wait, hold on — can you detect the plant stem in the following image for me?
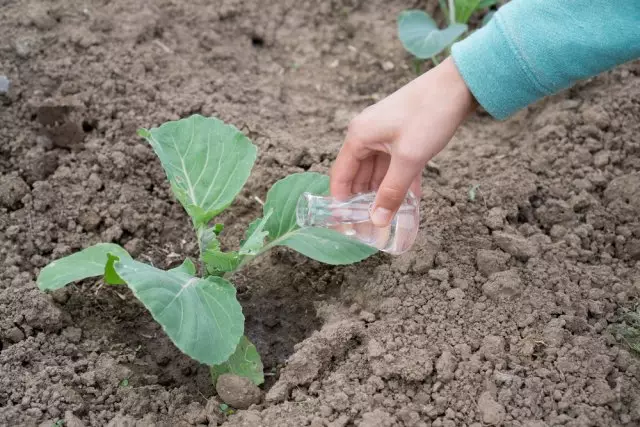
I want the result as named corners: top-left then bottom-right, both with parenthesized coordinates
top-left (431, 55), bottom-right (440, 66)
top-left (448, 0), bottom-right (456, 23)
top-left (413, 58), bottom-right (422, 75)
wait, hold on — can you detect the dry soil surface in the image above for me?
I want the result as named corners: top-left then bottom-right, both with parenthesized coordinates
top-left (1, 1), bottom-right (640, 426)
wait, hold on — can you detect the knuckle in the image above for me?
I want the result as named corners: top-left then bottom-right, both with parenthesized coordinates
top-left (395, 146), bottom-right (420, 164)
top-left (379, 185), bottom-right (406, 204)
top-left (347, 117), bottom-right (367, 140)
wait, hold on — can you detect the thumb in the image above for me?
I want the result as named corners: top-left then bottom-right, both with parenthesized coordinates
top-left (370, 155), bottom-right (421, 227)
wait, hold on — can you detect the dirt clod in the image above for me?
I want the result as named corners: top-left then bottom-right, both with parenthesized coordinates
top-left (216, 374), bottom-right (262, 409)
top-left (65, 411), bottom-right (86, 427)
top-left (482, 269), bottom-right (522, 299)
top-left (476, 249), bottom-right (510, 276)
top-left (0, 173), bottom-right (29, 210)
top-left (478, 391), bottom-right (506, 425)
top-left (493, 231), bottom-right (540, 260)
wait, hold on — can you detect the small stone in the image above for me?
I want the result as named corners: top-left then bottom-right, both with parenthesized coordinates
top-left (0, 76), bottom-right (10, 94)
top-left (216, 374), bottom-right (261, 409)
top-left (493, 231), bottom-right (540, 260)
top-left (381, 61), bottom-right (394, 71)
top-left (477, 392), bottom-right (505, 425)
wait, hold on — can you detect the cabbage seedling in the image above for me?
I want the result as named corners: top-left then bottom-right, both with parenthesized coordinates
top-left (398, 0), bottom-right (497, 66)
top-left (37, 114), bottom-right (376, 385)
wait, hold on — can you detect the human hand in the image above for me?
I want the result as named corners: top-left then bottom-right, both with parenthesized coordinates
top-left (330, 57), bottom-right (477, 227)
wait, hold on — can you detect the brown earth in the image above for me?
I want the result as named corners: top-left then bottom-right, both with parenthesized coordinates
top-left (1, 0), bottom-right (639, 426)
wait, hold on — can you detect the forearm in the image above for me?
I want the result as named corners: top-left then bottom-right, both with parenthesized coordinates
top-left (451, 0), bottom-right (640, 120)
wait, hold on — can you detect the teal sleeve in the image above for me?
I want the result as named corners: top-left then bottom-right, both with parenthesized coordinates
top-left (450, 0), bottom-right (640, 120)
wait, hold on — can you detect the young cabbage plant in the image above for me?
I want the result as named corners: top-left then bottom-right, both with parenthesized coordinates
top-left (37, 114), bottom-right (376, 386)
top-left (398, 0), bottom-right (498, 69)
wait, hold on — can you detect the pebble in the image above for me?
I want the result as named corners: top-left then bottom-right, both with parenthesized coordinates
top-left (0, 76), bottom-right (10, 94)
top-left (215, 374), bottom-right (261, 409)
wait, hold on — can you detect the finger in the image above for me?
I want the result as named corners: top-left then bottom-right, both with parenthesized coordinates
top-left (410, 174), bottom-right (422, 199)
top-left (330, 144), bottom-right (363, 200)
top-left (370, 154), bottom-right (391, 191)
top-left (352, 157), bottom-right (374, 194)
top-left (370, 154), bottom-right (421, 227)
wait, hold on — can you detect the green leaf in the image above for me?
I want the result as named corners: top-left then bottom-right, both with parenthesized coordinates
top-left (263, 173), bottom-right (330, 239)
top-left (105, 253), bottom-right (126, 285)
top-left (455, 0), bottom-right (483, 23)
top-left (202, 249), bottom-right (242, 274)
top-left (210, 335), bottom-right (264, 386)
top-left (275, 227), bottom-right (378, 265)
top-left (262, 172), bottom-right (377, 265)
top-left (114, 258), bottom-right (244, 365)
top-left (239, 210), bottom-right (272, 255)
top-left (398, 10), bottom-right (467, 59)
top-left (477, 0), bottom-right (498, 9)
top-left (37, 243), bottom-right (131, 291)
top-left (199, 226), bottom-right (242, 274)
top-left (169, 258), bottom-right (197, 275)
top-left (138, 115), bottom-right (257, 226)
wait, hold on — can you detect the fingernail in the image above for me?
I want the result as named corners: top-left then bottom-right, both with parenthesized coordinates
top-left (370, 207), bottom-right (392, 226)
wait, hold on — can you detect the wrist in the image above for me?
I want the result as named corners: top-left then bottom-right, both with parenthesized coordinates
top-left (414, 57), bottom-right (477, 121)
top-left (440, 57), bottom-right (478, 117)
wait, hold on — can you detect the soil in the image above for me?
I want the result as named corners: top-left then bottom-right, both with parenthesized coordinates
top-left (1, 0), bottom-right (639, 426)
